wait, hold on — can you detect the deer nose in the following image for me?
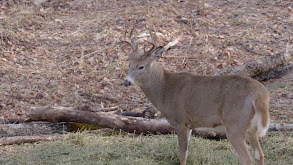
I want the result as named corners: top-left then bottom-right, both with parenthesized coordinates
top-left (124, 79), bottom-right (131, 86)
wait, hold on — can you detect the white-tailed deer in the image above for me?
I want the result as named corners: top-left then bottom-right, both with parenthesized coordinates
top-left (123, 32), bottom-right (270, 165)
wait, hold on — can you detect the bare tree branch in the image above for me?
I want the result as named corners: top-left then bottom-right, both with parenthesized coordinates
top-left (0, 134), bottom-right (62, 146)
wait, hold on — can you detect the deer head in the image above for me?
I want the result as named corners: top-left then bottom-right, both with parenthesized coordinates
top-left (123, 32), bottom-right (164, 87)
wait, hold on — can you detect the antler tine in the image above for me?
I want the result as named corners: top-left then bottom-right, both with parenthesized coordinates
top-left (129, 28), bottom-right (135, 39)
top-left (143, 43), bottom-right (146, 54)
top-left (121, 31), bottom-right (130, 46)
top-left (122, 28), bottom-right (138, 52)
top-left (130, 36), bottom-right (138, 52)
top-left (150, 31), bottom-right (157, 44)
top-left (145, 31), bottom-right (157, 54)
top-left (145, 40), bottom-right (156, 52)
top-left (128, 28), bottom-right (138, 52)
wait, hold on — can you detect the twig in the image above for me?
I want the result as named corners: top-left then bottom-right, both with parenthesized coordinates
top-left (240, 43), bottom-right (267, 56)
top-left (0, 118), bottom-right (25, 124)
top-left (121, 111), bottom-right (144, 117)
top-left (35, 77), bottom-right (52, 98)
top-left (90, 106), bottom-right (119, 112)
top-left (0, 134), bottom-right (63, 146)
top-left (92, 94), bottom-right (119, 102)
top-left (5, 87), bottom-right (17, 106)
top-left (163, 56), bottom-right (197, 59)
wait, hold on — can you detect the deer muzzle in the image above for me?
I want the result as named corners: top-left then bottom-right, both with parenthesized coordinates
top-left (123, 79), bottom-right (131, 86)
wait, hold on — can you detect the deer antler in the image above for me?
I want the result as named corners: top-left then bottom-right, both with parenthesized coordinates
top-left (144, 31), bottom-right (157, 55)
top-left (122, 29), bottom-right (158, 56)
top-left (122, 28), bottom-right (138, 52)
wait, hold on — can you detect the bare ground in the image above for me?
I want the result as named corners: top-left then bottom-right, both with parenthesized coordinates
top-left (0, 0), bottom-right (292, 123)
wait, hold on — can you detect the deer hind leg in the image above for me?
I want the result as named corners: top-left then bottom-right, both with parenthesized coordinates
top-left (225, 127), bottom-right (252, 165)
top-left (248, 129), bottom-right (264, 165)
top-left (175, 124), bottom-right (191, 165)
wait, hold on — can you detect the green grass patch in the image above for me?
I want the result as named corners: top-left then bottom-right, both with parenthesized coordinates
top-left (0, 131), bottom-right (292, 165)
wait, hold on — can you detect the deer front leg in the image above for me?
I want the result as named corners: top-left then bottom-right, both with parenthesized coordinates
top-left (175, 124), bottom-right (191, 165)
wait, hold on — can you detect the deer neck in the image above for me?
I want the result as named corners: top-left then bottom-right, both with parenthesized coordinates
top-left (140, 61), bottom-right (166, 109)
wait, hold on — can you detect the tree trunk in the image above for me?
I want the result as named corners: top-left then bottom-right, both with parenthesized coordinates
top-left (215, 48), bottom-right (293, 78)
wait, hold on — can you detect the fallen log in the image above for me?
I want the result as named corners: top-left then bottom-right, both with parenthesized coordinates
top-left (121, 107), bottom-right (161, 119)
top-left (26, 106), bottom-right (174, 135)
top-left (254, 64), bottom-right (293, 81)
top-left (26, 106), bottom-right (293, 138)
top-left (0, 134), bottom-right (62, 146)
top-left (215, 47), bottom-right (293, 78)
top-left (192, 130), bottom-right (227, 140)
top-left (2, 122), bottom-right (293, 146)
top-left (0, 122), bottom-right (67, 137)
top-left (269, 123), bottom-right (293, 131)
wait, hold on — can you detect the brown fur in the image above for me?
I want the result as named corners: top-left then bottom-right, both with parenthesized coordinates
top-left (124, 42), bottom-right (270, 165)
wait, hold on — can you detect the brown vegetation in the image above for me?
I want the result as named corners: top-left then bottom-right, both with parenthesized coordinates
top-left (0, 0), bottom-right (292, 125)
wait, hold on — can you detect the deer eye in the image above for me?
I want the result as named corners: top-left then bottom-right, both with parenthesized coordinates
top-left (138, 66), bottom-right (145, 70)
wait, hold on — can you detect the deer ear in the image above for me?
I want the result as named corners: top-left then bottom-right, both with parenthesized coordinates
top-left (150, 46), bottom-right (164, 60)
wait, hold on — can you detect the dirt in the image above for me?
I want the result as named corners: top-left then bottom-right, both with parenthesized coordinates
top-left (0, 0), bottom-right (292, 123)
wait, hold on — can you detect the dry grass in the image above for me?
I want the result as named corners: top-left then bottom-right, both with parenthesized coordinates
top-left (0, 131), bottom-right (293, 165)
